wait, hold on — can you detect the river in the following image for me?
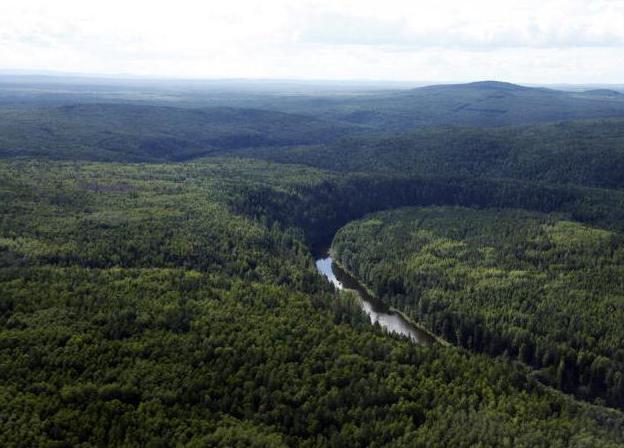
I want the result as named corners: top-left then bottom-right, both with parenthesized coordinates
top-left (315, 253), bottom-right (435, 345)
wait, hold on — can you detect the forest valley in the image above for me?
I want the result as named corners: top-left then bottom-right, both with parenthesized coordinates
top-left (2, 78), bottom-right (624, 447)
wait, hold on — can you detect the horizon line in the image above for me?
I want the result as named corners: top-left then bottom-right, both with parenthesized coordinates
top-left (0, 69), bottom-right (623, 88)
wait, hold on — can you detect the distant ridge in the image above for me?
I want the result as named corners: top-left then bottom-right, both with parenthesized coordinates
top-left (419, 80), bottom-right (533, 91)
top-left (317, 80), bottom-right (624, 129)
top-left (583, 89), bottom-right (623, 97)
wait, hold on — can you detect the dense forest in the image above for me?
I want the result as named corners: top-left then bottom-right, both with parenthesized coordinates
top-left (0, 104), bottom-right (360, 162)
top-left (2, 77), bottom-right (624, 446)
top-left (3, 160), bottom-right (624, 446)
top-left (236, 119), bottom-right (624, 190)
top-left (332, 207), bottom-right (624, 408)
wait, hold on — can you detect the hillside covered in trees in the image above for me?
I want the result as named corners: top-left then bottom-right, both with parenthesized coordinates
top-left (0, 103), bottom-right (360, 162)
top-left (238, 119), bottom-right (624, 190)
top-left (332, 207), bottom-right (624, 408)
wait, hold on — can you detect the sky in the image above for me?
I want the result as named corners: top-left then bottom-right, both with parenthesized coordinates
top-left (1, 0), bottom-right (623, 83)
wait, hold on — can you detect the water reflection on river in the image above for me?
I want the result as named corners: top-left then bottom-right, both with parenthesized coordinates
top-left (315, 254), bottom-right (434, 345)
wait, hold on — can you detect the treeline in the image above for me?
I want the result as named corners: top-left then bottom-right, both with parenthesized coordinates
top-left (332, 207), bottom-right (624, 408)
top-left (2, 160), bottom-right (624, 446)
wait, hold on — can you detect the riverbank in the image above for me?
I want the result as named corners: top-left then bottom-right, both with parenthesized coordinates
top-left (327, 248), bottom-right (449, 346)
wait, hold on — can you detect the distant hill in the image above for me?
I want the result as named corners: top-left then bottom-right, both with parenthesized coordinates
top-left (286, 81), bottom-right (624, 129)
top-left (0, 103), bottom-right (360, 161)
top-left (422, 80), bottom-right (536, 91)
top-left (583, 89), bottom-right (623, 97)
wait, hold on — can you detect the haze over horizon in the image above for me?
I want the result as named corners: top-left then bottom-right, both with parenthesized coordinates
top-left (2, 0), bottom-right (623, 84)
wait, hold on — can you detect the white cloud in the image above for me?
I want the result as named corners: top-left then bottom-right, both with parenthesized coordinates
top-left (0, 0), bottom-right (623, 82)
top-left (297, 0), bottom-right (624, 49)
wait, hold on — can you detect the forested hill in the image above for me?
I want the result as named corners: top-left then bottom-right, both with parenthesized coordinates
top-left (400, 81), bottom-right (624, 127)
top-left (245, 81), bottom-right (624, 130)
top-left (241, 119), bottom-right (624, 190)
top-left (0, 103), bottom-right (360, 162)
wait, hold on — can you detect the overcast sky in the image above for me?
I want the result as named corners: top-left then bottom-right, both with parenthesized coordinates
top-left (1, 0), bottom-right (623, 83)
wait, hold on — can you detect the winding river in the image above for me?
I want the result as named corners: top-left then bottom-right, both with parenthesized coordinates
top-left (315, 253), bottom-right (435, 345)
